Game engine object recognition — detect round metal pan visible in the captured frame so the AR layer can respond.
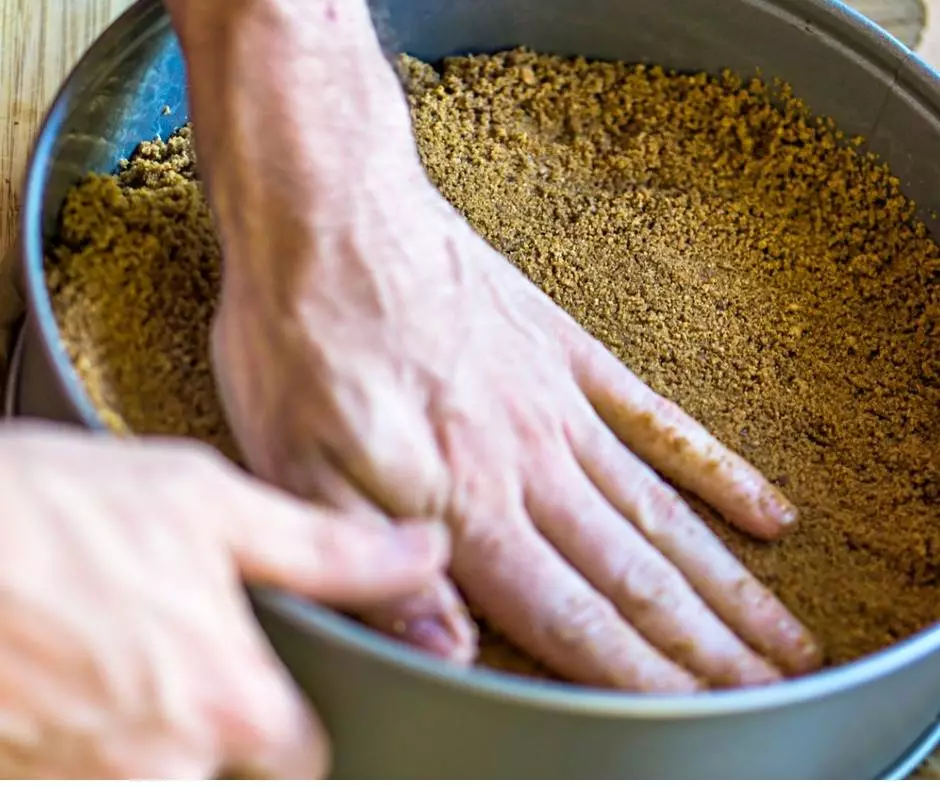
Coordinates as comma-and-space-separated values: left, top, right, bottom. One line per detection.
9, 0, 940, 778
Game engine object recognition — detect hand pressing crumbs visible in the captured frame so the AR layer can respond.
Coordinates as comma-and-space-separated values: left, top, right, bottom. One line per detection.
47, 50, 938, 681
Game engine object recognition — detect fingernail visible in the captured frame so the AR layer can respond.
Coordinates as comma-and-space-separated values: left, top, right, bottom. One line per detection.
792, 633, 824, 673
760, 488, 800, 533
403, 616, 464, 658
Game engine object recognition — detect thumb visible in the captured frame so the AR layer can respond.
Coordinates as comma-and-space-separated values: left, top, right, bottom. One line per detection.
224, 475, 451, 607
217, 630, 331, 779
358, 575, 479, 664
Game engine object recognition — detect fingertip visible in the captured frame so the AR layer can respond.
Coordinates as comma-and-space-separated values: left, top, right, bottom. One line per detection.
359, 576, 478, 664
756, 486, 800, 540
727, 484, 800, 542
402, 614, 478, 663
731, 658, 783, 688
750, 604, 822, 677
783, 631, 824, 676
651, 669, 705, 694
221, 665, 332, 780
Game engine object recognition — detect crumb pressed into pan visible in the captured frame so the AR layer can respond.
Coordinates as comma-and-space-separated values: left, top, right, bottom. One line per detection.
47, 49, 939, 681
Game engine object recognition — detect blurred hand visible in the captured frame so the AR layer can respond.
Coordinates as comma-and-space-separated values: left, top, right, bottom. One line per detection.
0, 422, 447, 778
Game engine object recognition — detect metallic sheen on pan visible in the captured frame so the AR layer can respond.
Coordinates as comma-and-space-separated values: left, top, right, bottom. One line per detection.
6, 0, 940, 778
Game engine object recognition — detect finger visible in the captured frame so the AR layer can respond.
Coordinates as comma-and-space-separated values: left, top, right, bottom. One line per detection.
525, 450, 780, 688
355, 580, 478, 664
223, 473, 450, 607
322, 374, 452, 520
569, 334, 797, 540
573, 419, 821, 676
450, 504, 700, 692
257, 443, 389, 520
295, 453, 478, 664
217, 623, 330, 778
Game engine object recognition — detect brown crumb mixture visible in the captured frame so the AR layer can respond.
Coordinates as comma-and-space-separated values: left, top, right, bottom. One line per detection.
47, 50, 938, 680
46, 128, 238, 461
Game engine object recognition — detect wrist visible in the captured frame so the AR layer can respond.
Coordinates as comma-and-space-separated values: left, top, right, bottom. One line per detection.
218, 162, 441, 315
165, 0, 386, 80
165, 0, 424, 295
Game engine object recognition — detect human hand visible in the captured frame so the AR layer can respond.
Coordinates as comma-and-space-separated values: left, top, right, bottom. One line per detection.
212, 171, 820, 689
0, 422, 447, 778
179, 0, 820, 689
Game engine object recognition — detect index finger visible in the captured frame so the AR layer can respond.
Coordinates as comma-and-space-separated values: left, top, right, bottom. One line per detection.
223, 470, 451, 607
571, 334, 798, 540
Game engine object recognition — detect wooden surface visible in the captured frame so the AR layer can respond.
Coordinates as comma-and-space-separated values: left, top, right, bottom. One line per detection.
0, 0, 936, 779
0, 0, 134, 258
0, 0, 135, 365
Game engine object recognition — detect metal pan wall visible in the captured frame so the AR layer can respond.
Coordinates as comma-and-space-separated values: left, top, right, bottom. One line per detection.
8, 0, 940, 777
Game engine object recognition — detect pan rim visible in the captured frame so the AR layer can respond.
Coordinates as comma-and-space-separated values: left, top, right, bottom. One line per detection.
17, 0, 940, 719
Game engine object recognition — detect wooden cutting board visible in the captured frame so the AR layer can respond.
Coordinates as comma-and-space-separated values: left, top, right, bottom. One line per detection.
0, 0, 134, 260
0, 0, 936, 779
0, 0, 135, 365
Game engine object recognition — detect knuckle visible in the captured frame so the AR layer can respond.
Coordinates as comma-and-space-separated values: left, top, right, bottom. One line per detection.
454, 514, 505, 554
550, 591, 621, 647
612, 558, 682, 616
650, 394, 685, 423
647, 482, 688, 526
511, 407, 566, 450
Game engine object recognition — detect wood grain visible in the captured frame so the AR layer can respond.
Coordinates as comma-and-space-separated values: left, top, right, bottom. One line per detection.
0, 0, 134, 364
0, 0, 134, 258
0, 0, 935, 778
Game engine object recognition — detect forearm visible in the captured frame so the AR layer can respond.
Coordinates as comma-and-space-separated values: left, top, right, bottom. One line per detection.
162, 0, 418, 293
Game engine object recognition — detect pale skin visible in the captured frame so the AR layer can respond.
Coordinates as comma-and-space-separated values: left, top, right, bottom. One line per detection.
0, 422, 449, 777
0, 0, 823, 778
